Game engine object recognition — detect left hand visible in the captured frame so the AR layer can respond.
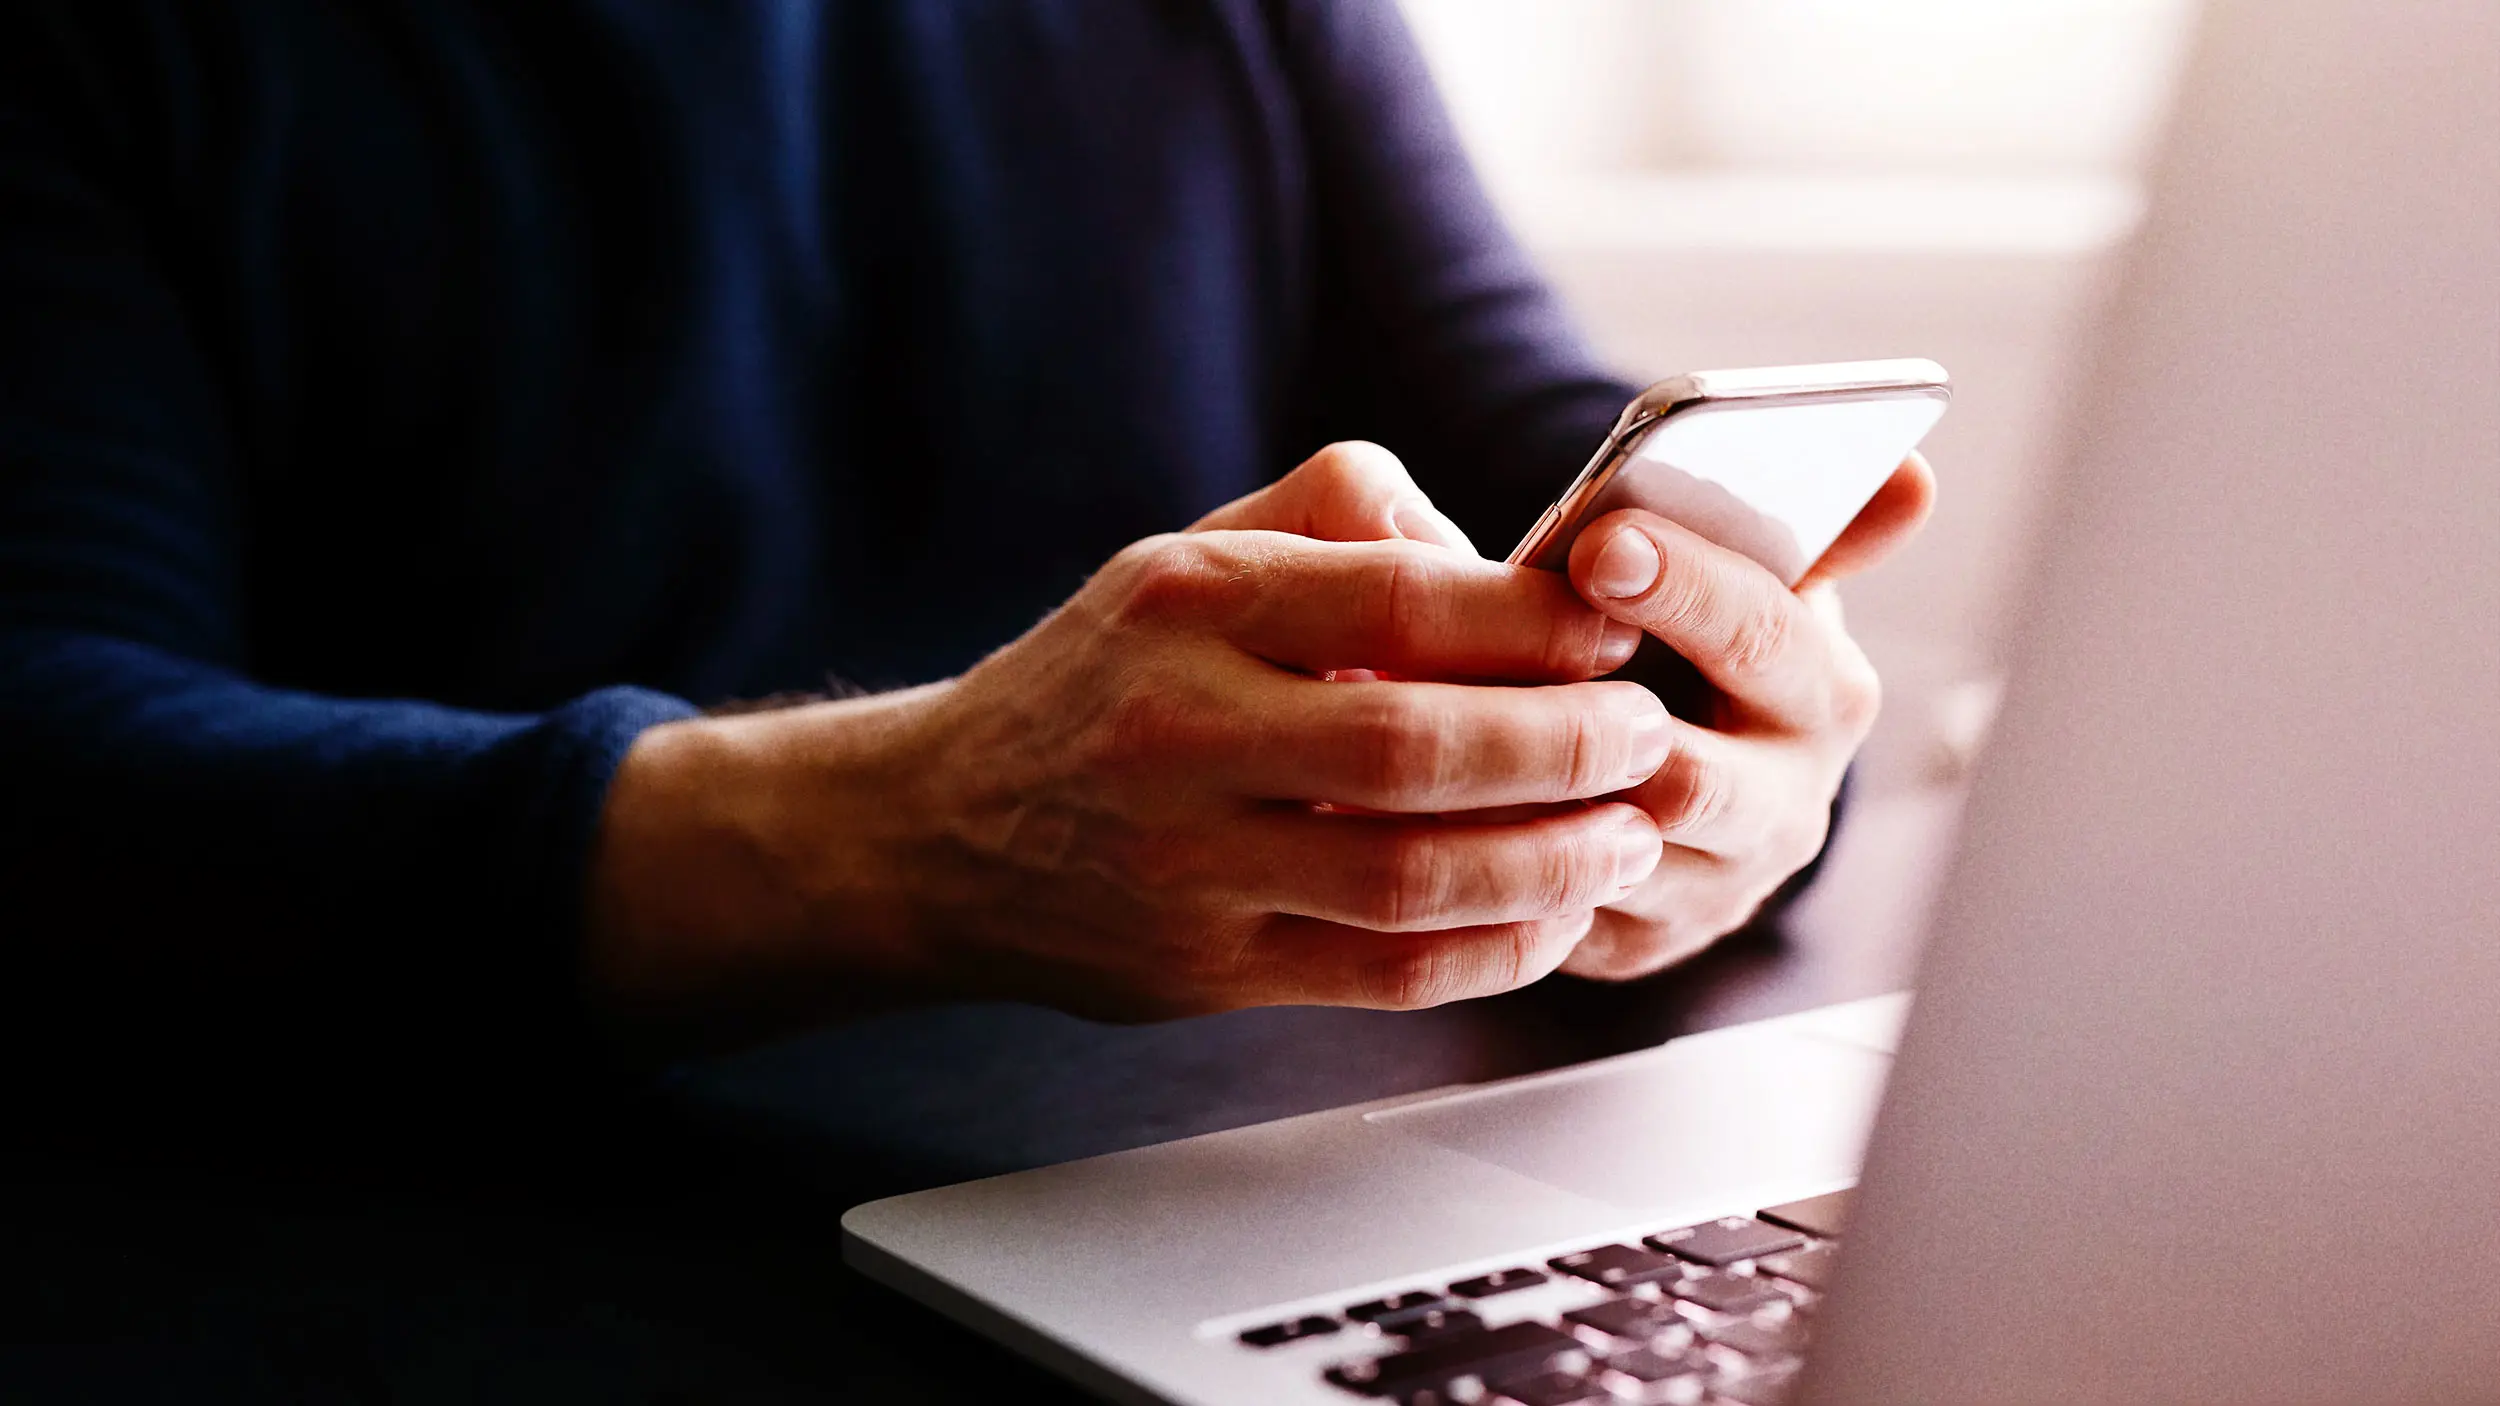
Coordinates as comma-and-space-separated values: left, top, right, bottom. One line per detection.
1557, 453, 1938, 979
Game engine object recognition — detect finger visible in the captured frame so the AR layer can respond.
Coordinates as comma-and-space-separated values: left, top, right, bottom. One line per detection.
1795, 452, 1937, 590
1236, 676, 1673, 812
1567, 509, 1833, 726
1258, 910, 1598, 1010
1620, 713, 1783, 855
1559, 889, 1747, 982
1188, 440, 1478, 553
1431, 717, 1827, 862
1218, 801, 1661, 933
1138, 531, 1642, 680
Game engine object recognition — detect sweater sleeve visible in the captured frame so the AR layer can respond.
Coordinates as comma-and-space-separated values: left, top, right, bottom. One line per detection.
0, 30, 696, 1119
1266, 0, 1638, 549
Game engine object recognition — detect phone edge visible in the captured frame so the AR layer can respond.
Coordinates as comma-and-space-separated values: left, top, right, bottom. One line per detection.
1503, 361, 1951, 572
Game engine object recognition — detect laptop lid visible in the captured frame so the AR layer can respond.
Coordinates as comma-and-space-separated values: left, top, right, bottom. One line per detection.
1804, 1, 2500, 1401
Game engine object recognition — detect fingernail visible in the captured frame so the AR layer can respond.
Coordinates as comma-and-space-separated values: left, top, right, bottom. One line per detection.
1590, 528, 1660, 599
1596, 619, 1643, 672
1612, 818, 1663, 889
1625, 702, 1672, 783
1392, 498, 1478, 556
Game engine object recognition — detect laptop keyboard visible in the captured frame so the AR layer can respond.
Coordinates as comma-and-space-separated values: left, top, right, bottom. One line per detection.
1233, 1189, 1853, 1406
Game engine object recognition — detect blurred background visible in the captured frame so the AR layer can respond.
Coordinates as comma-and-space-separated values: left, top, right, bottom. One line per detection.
1398, 0, 2202, 798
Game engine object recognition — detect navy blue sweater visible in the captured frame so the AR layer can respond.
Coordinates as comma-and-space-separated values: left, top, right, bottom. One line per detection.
0, 1, 1635, 1116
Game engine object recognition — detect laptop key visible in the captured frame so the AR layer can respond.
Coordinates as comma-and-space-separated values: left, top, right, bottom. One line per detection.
1667, 1272, 1793, 1315
1488, 1369, 1612, 1405
1323, 1321, 1583, 1398
1551, 1244, 1687, 1290
1646, 1218, 1805, 1267
1563, 1297, 1690, 1346
1448, 1267, 1549, 1300
1756, 1189, 1854, 1241
1349, 1292, 1452, 1324
1700, 1315, 1808, 1361
1755, 1245, 1835, 1291
1604, 1346, 1712, 1384
1605, 1349, 1712, 1403
1241, 1314, 1340, 1348
1240, 1310, 1340, 1350
1388, 1385, 1487, 1406
1380, 1307, 1487, 1343
1712, 1362, 1801, 1405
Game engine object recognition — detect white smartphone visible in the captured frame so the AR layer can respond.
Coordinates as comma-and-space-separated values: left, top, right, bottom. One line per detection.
1509, 359, 1950, 586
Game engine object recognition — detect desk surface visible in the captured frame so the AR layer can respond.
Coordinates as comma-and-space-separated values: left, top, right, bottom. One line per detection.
0, 790, 1959, 1404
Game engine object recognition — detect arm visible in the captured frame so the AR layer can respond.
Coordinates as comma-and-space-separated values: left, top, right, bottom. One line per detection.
0, 68, 1676, 1076
0, 37, 696, 1110
583, 444, 1666, 1058
0, 17, 1669, 1086
0, 168, 1649, 1095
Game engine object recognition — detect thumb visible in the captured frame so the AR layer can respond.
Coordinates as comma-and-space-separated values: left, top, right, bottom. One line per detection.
1795, 452, 1938, 590
1189, 441, 1478, 553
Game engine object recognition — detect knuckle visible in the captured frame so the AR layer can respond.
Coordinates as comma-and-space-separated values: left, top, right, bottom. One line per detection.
1646, 548, 1718, 634
1306, 440, 1370, 482
1364, 945, 1458, 1011
1539, 597, 1610, 681
1355, 692, 1454, 804
1490, 919, 1558, 989
1537, 608, 1576, 680
1648, 747, 1729, 836
1323, 439, 1406, 492
1372, 829, 1455, 929
1363, 924, 1542, 1010
1528, 911, 1597, 969
1358, 544, 1440, 657
1535, 828, 1609, 912
1722, 596, 1797, 677
1558, 704, 1616, 797
1573, 938, 1661, 983
1112, 535, 1236, 626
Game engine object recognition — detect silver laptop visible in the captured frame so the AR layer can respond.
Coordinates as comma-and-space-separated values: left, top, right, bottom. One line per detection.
842, 2, 2500, 1401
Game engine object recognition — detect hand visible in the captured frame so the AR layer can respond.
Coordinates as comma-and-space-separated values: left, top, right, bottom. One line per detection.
586, 444, 1670, 1051
1556, 454, 1938, 979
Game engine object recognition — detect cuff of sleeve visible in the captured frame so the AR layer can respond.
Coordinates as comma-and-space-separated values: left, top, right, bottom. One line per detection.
475, 685, 700, 1086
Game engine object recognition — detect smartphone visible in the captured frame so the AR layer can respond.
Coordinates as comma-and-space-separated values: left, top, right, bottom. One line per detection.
1509, 359, 1950, 586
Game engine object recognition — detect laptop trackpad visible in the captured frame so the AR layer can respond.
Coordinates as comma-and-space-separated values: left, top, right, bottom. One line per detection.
1366, 1028, 1891, 1211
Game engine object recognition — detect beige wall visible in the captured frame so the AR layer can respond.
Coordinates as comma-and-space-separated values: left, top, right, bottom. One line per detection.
1398, 1, 2198, 789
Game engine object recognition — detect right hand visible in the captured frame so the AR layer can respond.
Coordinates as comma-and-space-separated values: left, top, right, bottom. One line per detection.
588, 446, 1673, 1049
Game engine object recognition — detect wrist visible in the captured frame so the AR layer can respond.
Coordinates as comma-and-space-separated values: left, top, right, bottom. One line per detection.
583, 683, 954, 1056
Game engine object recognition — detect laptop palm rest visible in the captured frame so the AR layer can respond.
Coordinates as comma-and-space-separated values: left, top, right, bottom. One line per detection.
1364, 1024, 1892, 1210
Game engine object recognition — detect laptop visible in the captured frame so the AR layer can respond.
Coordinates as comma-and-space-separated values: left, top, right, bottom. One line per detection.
841, 1, 2500, 1401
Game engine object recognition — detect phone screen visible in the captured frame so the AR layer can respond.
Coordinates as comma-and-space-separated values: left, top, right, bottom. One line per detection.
1514, 387, 1947, 585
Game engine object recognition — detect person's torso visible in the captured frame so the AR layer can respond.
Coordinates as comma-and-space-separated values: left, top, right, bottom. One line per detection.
94, 0, 1303, 703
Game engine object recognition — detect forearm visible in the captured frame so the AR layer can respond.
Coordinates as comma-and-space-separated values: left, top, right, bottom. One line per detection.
583, 683, 958, 1060
0, 629, 694, 1088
